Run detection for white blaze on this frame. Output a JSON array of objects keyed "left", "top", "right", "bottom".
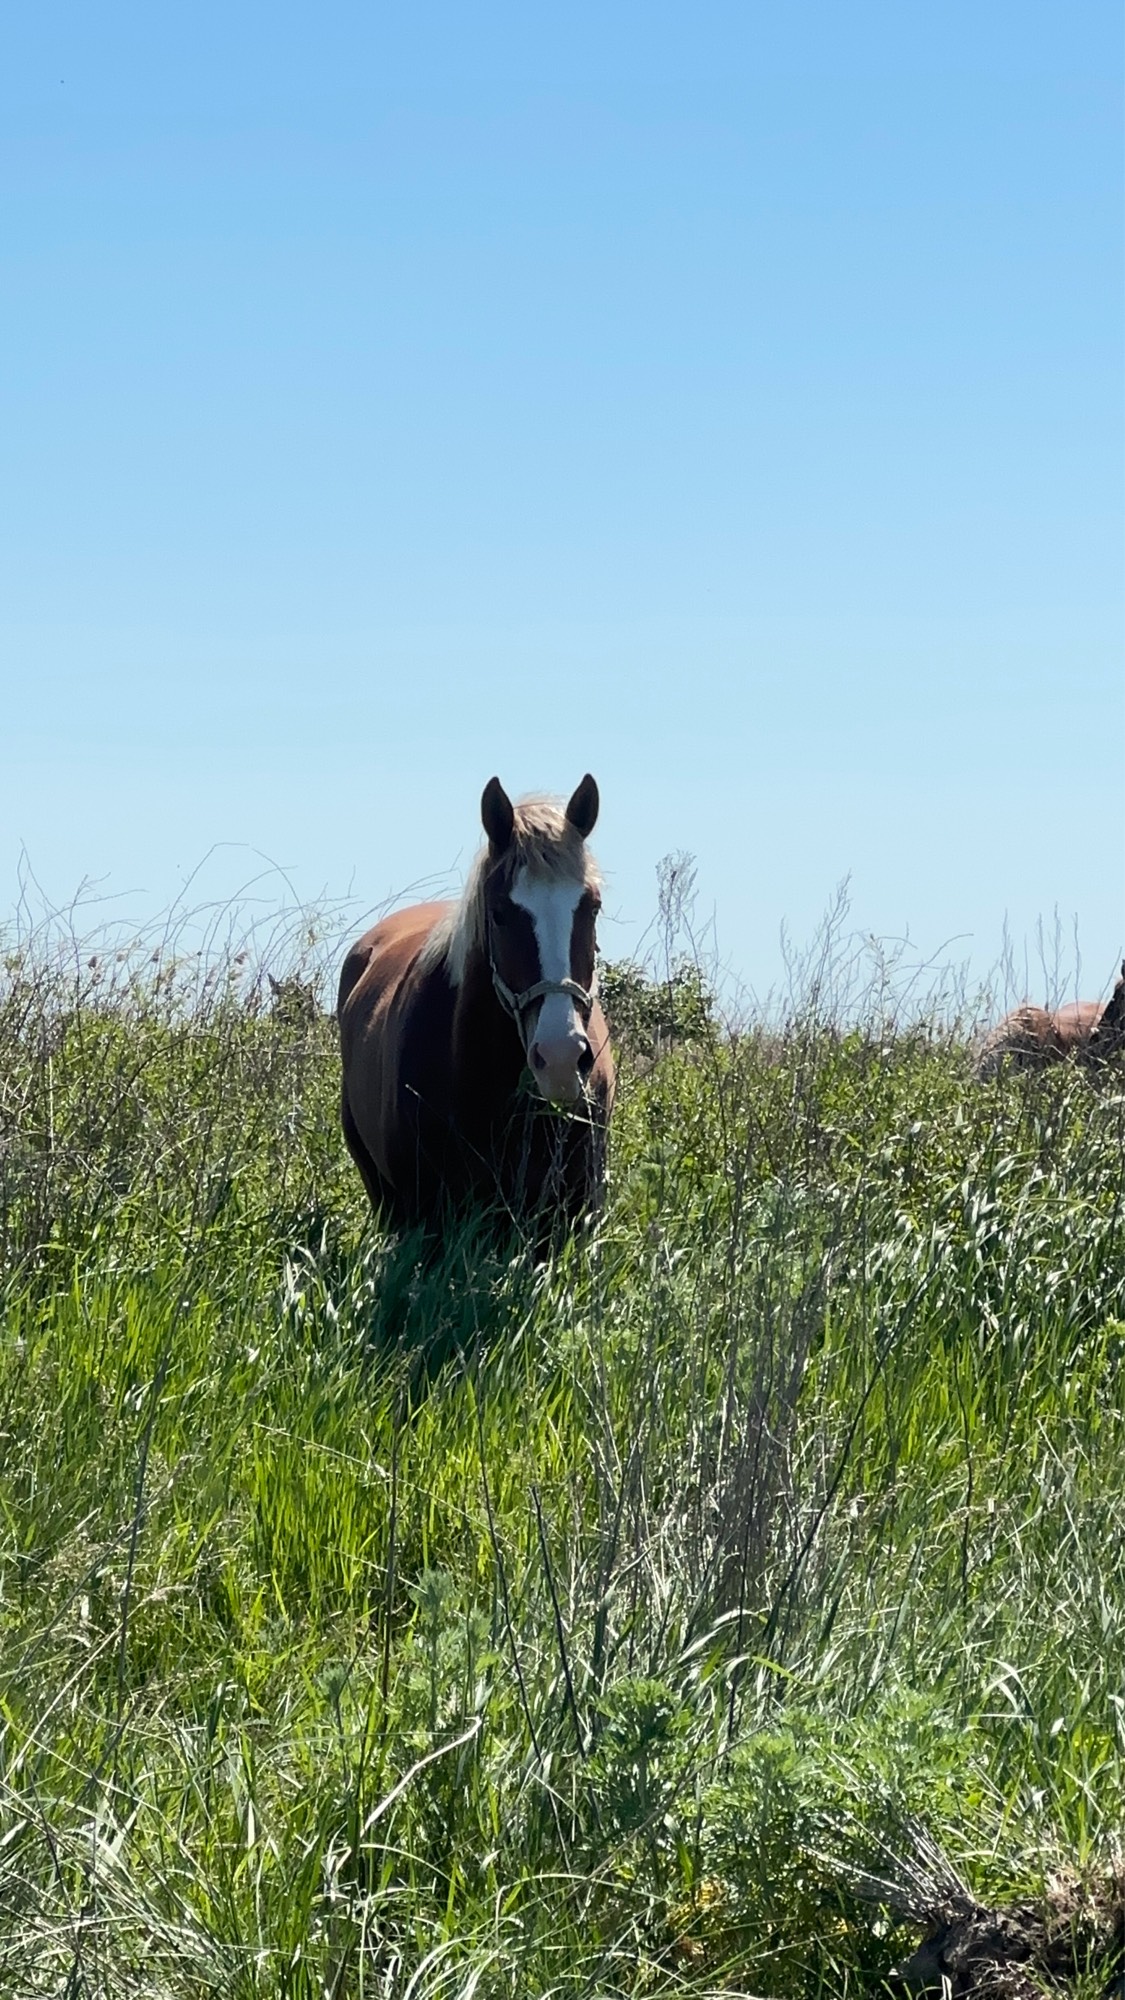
[{"left": 510, "top": 870, "right": 587, "bottom": 1099}]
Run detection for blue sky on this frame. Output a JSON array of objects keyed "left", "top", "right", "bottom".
[{"left": 2, "top": 2, "right": 1122, "bottom": 1006}]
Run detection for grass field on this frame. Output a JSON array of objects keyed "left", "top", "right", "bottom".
[{"left": 1, "top": 912, "right": 1123, "bottom": 1997}]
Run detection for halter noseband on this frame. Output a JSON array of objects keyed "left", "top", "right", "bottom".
[{"left": 490, "top": 967, "right": 595, "bottom": 1039}]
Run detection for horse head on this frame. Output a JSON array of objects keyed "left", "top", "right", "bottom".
[{"left": 480, "top": 774, "right": 602, "bottom": 1106}]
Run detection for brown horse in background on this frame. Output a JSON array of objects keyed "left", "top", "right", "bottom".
[
  {"left": 337, "top": 775, "right": 615, "bottom": 1231},
  {"left": 975, "top": 960, "right": 1125, "bottom": 1078}
]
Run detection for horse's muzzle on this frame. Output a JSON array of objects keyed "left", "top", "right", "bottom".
[{"left": 530, "top": 1030, "right": 590, "bottom": 1105}]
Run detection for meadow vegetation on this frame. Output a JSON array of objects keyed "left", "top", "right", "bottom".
[{"left": 0, "top": 896, "right": 1123, "bottom": 1996}]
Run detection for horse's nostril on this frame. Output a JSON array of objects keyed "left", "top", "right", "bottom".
[
  {"left": 577, "top": 1035, "right": 593, "bottom": 1076},
  {"left": 531, "top": 1044, "right": 547, "bottom": 1071}
]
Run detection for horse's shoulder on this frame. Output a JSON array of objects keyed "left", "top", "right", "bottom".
[
  {"left": 338, "top": 902, "right": 455, "bottom": 1016},
  {"left": 587, "top": 998, "right": 617, "bottom": 1101}
]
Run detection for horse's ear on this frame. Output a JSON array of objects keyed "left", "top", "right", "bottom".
[
  {"left": 481, "top": 776, "right": 515, "bottom": 854},
  {"left": 565, "top": 773, "right": 599, "bottom": 838}
]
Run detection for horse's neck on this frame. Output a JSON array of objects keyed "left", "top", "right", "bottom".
[{"left": 450, "top": 947, "right": 527, "bottom": 1120}]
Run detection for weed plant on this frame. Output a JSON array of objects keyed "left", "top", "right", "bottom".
[{"left": 0, "top": 908, "right": 1122, "bottom": 1996}]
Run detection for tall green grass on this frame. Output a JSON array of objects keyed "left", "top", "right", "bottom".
[{"left": 0, "top": 914, "right": 1122, "bottom": 1995}]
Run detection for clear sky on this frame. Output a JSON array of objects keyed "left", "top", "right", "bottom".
[{"left": 3, "top": 2, "right": 1122, "bottom": 1008}]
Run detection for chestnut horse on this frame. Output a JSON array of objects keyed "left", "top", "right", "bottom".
[
  {"left": 975, "top": 960, "right": 1125, "bottom": 1078},
  {"left": 337, "top": 775, "right": 615, "bottom": 1230}
]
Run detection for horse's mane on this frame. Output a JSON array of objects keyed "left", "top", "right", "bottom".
[{"left": 419, "top": 795, "right": 602, "bottom": 988}]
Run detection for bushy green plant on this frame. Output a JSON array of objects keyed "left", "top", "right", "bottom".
[{"left": 599, "top": 956, "right": 717, "bottom": 1061}]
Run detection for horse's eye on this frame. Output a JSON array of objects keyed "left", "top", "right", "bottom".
[{"left": 491, "top": 904, "right": 508, "bottom": 929}]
